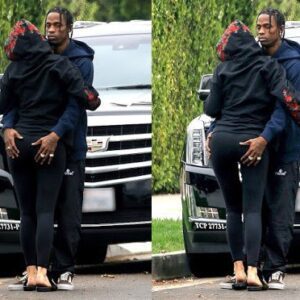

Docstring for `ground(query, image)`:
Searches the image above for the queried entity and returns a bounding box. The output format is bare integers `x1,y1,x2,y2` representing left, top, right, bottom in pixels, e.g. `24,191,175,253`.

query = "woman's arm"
204,65,223,118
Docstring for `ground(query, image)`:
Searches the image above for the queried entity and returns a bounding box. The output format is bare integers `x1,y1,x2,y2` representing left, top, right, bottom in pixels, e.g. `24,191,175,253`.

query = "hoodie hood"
216,20,262,62
4,19,52,62
62,39,94,60
273,38,300,62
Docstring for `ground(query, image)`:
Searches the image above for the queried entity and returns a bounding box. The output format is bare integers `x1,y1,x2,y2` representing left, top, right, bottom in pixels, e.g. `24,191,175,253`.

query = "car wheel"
76,243,108,265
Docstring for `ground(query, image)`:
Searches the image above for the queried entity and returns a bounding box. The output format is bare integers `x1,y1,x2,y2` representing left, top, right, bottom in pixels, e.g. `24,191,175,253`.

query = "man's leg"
263,161,299,288
52,160,85,289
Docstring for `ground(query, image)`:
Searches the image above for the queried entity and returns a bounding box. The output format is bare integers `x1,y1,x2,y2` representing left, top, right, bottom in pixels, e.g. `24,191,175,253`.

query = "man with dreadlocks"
5,7,94,291
232,8,300,290
253,7,300,290
45,6,94,291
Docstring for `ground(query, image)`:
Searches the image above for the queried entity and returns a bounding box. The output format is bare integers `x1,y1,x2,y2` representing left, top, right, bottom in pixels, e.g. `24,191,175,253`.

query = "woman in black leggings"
205,20,300,290
0,20,90,291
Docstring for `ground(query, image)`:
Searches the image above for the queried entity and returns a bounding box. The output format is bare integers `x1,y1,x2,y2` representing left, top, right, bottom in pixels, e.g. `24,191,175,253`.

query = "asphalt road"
152,269,300,300
0,256,151,300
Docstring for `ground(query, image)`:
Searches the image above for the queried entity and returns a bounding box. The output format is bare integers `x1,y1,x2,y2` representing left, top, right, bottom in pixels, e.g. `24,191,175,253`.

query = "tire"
76,243,108,265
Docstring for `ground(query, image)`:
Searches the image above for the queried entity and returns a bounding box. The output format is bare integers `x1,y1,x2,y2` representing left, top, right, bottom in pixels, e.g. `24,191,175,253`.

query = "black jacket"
0,20,86,138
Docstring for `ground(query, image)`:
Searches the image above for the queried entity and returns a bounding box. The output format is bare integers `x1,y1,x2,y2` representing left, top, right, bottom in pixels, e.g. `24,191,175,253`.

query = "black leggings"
210,131,269,267
8,135,66,268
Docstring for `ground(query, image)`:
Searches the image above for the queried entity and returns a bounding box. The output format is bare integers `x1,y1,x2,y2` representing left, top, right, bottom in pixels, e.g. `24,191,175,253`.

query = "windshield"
77,34,151,89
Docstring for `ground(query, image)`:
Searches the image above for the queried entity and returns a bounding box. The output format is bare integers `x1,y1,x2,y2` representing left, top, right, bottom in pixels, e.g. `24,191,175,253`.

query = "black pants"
51,160,85,275
262,160,299,277
8,136,66,268
210,132,269,267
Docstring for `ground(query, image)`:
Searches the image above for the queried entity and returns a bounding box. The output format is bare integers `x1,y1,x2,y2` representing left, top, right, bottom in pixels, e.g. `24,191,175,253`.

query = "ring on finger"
49,153,54,158
248,156,254,160
257,156,262,161
40,153,46,158
6,146,11,150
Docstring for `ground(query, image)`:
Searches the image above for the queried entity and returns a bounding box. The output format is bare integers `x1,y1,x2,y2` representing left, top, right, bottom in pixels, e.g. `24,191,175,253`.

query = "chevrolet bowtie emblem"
87,137,110,152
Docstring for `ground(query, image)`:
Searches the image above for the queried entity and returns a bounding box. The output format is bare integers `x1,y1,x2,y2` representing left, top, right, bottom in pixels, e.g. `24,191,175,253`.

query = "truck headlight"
186,118,208,166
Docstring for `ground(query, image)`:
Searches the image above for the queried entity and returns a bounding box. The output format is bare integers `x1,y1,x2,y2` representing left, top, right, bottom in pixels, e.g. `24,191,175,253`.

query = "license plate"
83,188,116,212
295,188,300,212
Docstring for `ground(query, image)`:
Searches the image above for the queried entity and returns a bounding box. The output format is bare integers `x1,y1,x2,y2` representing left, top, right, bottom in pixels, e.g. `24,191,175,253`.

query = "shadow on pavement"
0,254,25,277
0,254,151,278
187,253,233,278
76,259,151,275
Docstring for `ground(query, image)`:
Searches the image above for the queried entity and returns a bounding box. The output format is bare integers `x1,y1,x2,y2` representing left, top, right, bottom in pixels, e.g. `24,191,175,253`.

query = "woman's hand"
240,136,268,166
3,128,23,159
32,132,60,165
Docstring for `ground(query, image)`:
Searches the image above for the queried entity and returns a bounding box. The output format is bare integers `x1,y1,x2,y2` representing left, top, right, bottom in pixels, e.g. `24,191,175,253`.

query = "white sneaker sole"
219,282,233,289
268,283,285,290
57,283,74,291
8,285,24,291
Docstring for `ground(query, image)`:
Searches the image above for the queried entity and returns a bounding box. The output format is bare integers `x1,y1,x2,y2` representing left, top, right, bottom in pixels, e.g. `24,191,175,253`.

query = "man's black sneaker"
268,271,285,290
57,272,74,291
8,271,28,291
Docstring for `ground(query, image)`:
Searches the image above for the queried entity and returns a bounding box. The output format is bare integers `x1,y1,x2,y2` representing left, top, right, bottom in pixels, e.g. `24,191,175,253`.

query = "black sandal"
247,283,263,291
36,278,57,292
23,283,36,291
232,280,247,290
23,279,36,291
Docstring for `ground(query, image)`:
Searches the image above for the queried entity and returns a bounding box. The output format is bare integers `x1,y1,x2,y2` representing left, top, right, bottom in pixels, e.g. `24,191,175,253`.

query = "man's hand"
205,132,213,158
240,136,268,166
3,128,23,159
32,132,60,165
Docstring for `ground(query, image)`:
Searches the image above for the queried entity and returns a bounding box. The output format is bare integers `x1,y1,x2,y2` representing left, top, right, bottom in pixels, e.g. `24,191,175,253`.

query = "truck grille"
87,124,151,136
85,167,151,182
85,123,152,187
86,153,151,167
108,139,151,151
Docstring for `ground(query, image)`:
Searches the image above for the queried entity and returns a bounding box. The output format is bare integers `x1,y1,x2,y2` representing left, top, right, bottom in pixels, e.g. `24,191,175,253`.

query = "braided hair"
257,8,286,39
45,6,74,38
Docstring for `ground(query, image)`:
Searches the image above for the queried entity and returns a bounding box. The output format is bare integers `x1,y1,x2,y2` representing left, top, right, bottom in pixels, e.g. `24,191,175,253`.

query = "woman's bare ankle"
247,266,262,285
233,261,246,281
26,265,37,285
36,267,50,287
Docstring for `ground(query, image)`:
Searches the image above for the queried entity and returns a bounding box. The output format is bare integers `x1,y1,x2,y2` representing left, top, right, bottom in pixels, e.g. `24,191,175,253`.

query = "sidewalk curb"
152,250,192,280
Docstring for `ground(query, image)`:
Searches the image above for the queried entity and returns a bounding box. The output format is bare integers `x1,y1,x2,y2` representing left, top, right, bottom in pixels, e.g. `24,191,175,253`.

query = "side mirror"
197,74,212,101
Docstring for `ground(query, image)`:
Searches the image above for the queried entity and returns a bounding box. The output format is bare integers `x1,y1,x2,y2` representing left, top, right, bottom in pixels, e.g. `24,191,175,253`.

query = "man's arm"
76,57,94,85
240,60,290,166
50,96,81,138
240,102,287,166
2,108,17,129
32,95,81,165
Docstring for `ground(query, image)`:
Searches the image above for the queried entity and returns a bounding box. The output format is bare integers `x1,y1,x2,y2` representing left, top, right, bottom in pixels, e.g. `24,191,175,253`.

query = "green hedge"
152,0,300,193
0,0,150,73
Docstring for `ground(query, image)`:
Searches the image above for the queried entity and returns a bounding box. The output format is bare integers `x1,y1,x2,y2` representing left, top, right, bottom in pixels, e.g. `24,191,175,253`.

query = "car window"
77,33,151,89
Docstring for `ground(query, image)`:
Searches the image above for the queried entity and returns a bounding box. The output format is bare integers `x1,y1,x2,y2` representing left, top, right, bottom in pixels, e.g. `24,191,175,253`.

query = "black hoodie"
204,20,297,136
0,19,85,138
